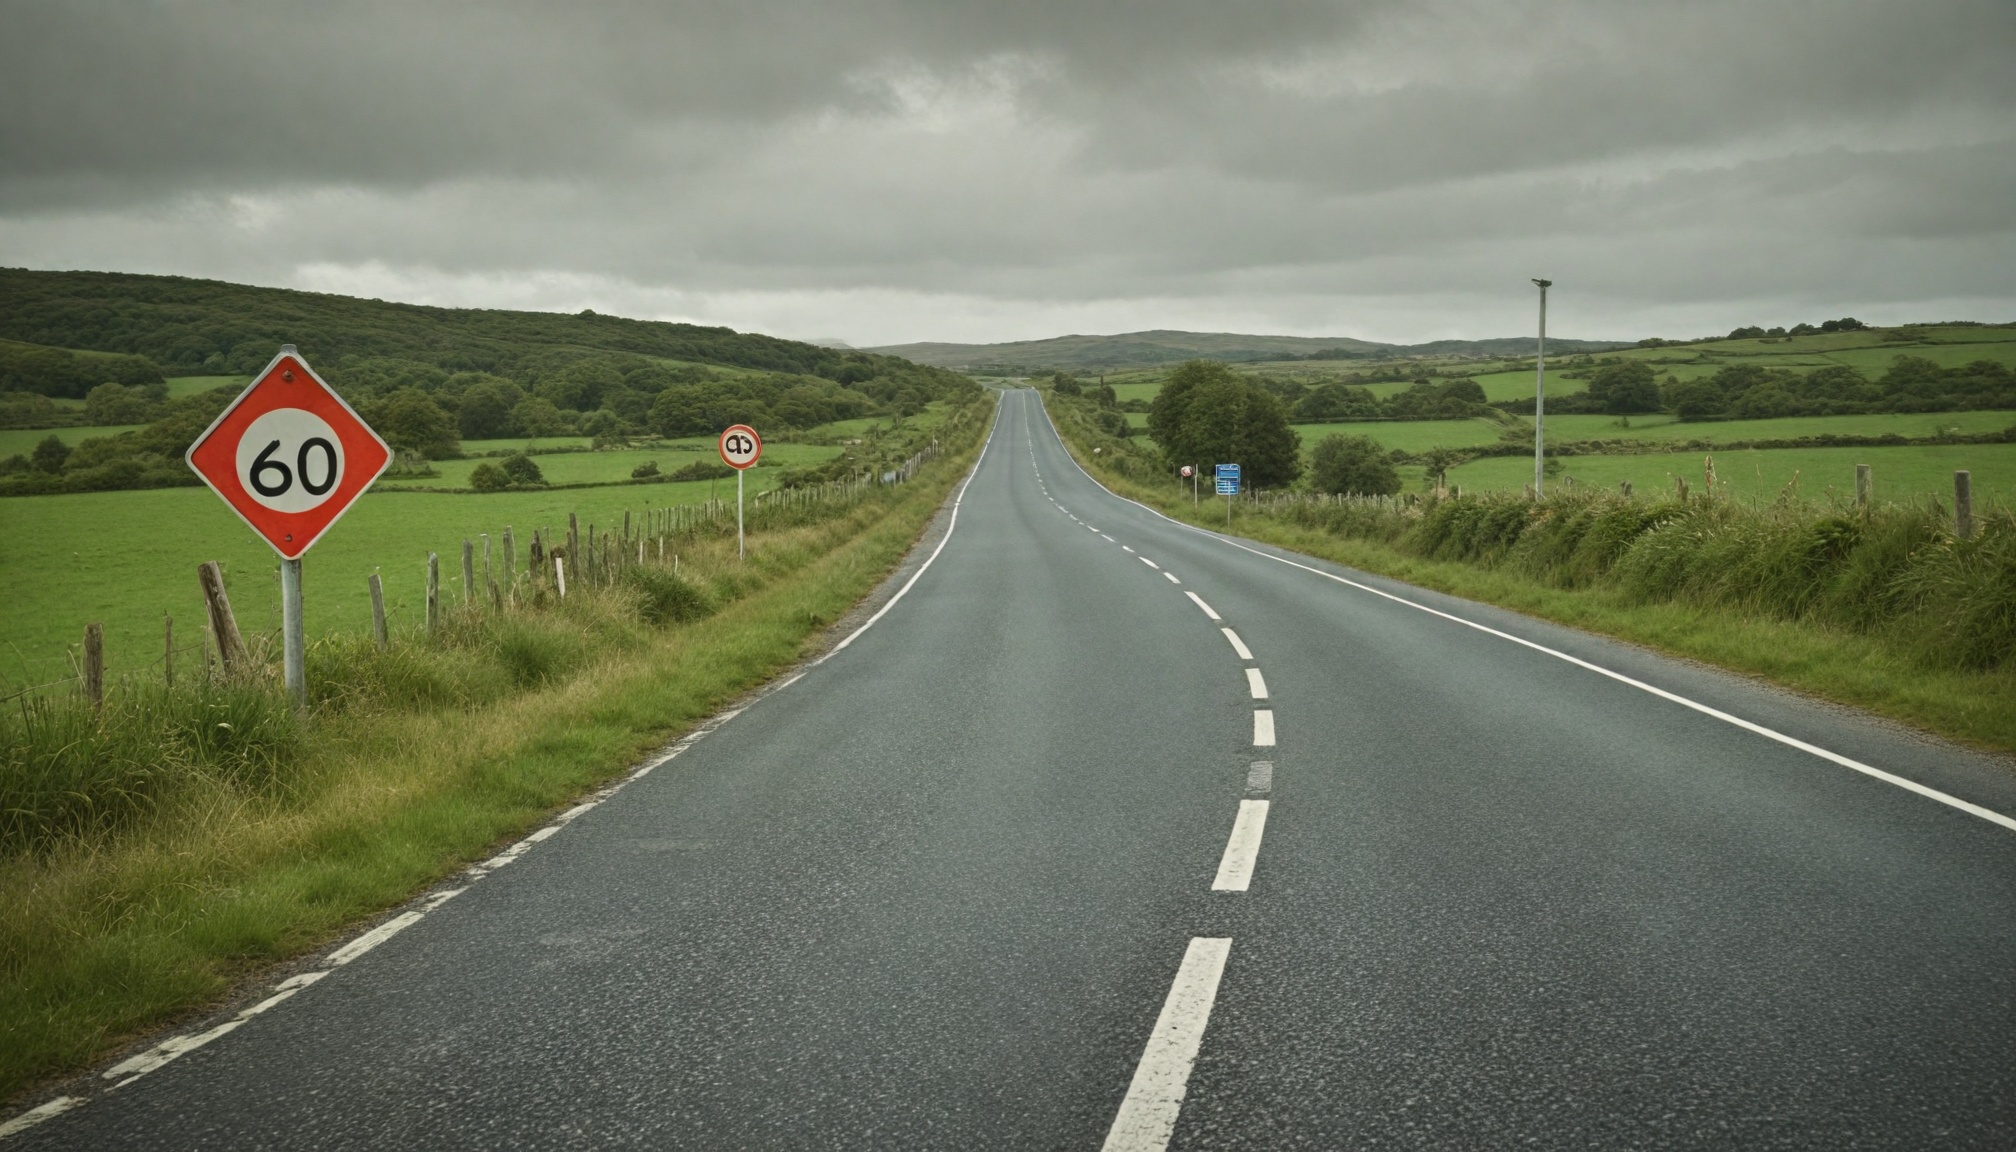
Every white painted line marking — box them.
[558,802,598,822]
[1245,761,1274,792]
[526,824,559,843]
[1088,525,1100,532]
[1185,591,1221,621]
[1221,628,1253,660]
[1139,557,1160,569]
[1100,937,1232,1152]
[1101,534,1115,542]
[1040,407,2016,835]
[237,987,303,1019]
[1122,546,1136,553]
[1212,800,1271,891]
[1246,668,1269,699]
[1164,572,1181,584]
[1252,710,1276,746]
[275,970,330,992]
[104,1019,246,1084]
[326,910,424,966]
[0,1097,82,1138]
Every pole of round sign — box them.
[281,557,304,705]
[737,467,745,561]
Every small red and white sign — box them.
[185,348,391,560]
[1180,465,1196,478]
[718,424,762,470]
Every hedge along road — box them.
[12,390,2016,1148]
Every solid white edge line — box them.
[1100,937,1233,1152]
[818,394,1002,660]
[1246,668,1268,699]
[1036,402,2016,835]
[1184,591,1221,621]
[1212,799,1271,891]
[326,910,425,966]
[1221,628,1254,661]
[1253,710,1276,747]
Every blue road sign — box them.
[1215,463,1240,495]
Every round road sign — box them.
[718,424,762,470]
[185,348,391,559]
[1179,465,1195,478]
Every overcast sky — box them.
[3,1,2012,346]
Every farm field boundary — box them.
[0,395,996,1104]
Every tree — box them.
[1584,361,1662,413]
[1148,360,1301,487]
[1050,371,1082,396]
[30,434,69,473]
[501,453,545,485]
[84,382,158,424]
[1308,434,1400,496]
[456,378,525,439]
[1664,378,1726,420]
[371,389,460,458]
[468,462,508,491]
[511,395,571,437]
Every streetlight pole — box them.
[1532,278,1551,498]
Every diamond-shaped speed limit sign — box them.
[186,347,391,560]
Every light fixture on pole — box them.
[1532,278,1552,498]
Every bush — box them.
[469,462,508,491]
[631,460,661,479]
[501,453,545,485]
[624,567,715,626]
[669,459,734,482]
[1310,434,1401,496]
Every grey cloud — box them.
[1,0,2011,343]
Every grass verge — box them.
[1045,394,2016,754]
[0,398,993,1101]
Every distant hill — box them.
[0,268,951,387]
[867,329,1629,372]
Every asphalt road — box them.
[16,389,2015,1149]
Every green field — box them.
[1292,418,1509,455]
[1448,442,2016,505]
[1533,410,2016,444]
[1,475,831,684]
[380,442,844,489]
[165,375,246,397]
[0,425,146,455]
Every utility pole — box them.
[1532,278,1552,498]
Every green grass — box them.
[1531,410,2016,444]
[1449,442,2016,504]
[1468,370,1590,401]
[0,425,145,455]
[381,442,844,489]
[0,399,995,1100]
[1292,418,1509,455]
[460,436,595,454]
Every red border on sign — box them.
[184,349,392,560]
[718,424,762,471]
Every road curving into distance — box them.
[12,388,2014,1148]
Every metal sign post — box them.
[1181,464,1197,506]
[185,345,391,706]
[718,424,763,560]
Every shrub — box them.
[501,453,545,485]
[624,566,714,626]
[632,460,661,479]
[469,462,508,491]
[1310,434,1401,496]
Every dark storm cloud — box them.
[1,0,2011,342]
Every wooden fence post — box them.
[368,573,389,650]
[461,539,476,603]
[164,614,174,688]
[1855,463,1871,508]
[502,527,516,594]
[198,560,247,675]
[426,552,440,632]
[567,513,580,570]
[82,622,104,710]
[555,556,568,599]
[1955,470,1974,540]
[481,533,493,598]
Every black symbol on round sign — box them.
[718,424,763,470]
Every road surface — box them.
[14,388,2015,1148]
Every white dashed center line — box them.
[1100,938,1233,1152]
[1164,572,1181,584]
[1140,557,1160,569]
[1185,591,1221,621]
[1122,546,1136,553]
[1211,800,1270,891]
[1220,628,1253,660]
[1252,710,1276,746]
[1245,668,1268,699]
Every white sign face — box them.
[235,407,347,514]
[1180,465,1195,477]
[718,424,762,470]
